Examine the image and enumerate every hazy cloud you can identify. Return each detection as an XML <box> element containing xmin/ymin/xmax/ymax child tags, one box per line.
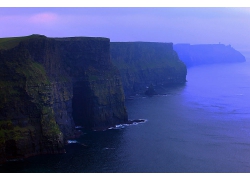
<box><xmin>1</xmin><ymin>7</ymin><xmax>250</xmax><ymax>57</ymax></box>
<box><xmin>29</xmin><ymin>12</ymin><xmax>58</xmax><ymax>24</ymax></box>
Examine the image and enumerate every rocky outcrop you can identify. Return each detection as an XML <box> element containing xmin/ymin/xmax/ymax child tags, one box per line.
<box><xmin>145</xmin><ymin>84</ymin><xmax>157</xmax><ymax>96</ymax></box>
<box><xmin>110</xmin><ymin>42</ymin><xmax>187</xmax><ymax>97</ymax></box>
<box><xmin>173</xmin><ymin>44</ymin><xmax>246</xmax><ymax>67</ymax></box>
<box><xmin>0</xmin><ymin>35</ymin><xmax>128</xmax><ymax>163</ymax></box>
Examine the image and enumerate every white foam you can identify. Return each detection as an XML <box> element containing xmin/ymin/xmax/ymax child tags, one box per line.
<box><xmin>108</xmin><ymin>124</ymin><xmax>126</xmax><ymax>130</ymax></box>
<box><xmin>104</xmin><ymin>147</ymin><xmax>115</xmax><ymax>150</ymax></box>
<box><xmin>67</xmin><ymin>140</ymin><xmax>78</xmax><ymax>144</ymax></box>
<box><xmin>75</xmin><ymin>126</ymin><xmax>83</xmax><ymax>129</ymax></box>
<box><xmin>108</xmin><ymin>119</ymin><xmax>147</xmax><ymax>130</ymax></box>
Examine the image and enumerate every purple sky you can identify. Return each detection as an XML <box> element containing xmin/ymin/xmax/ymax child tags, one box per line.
<box><xmin>1</xmin><ymin>7</ymin><xmax>250</xmax><ymax>58</ymax></box>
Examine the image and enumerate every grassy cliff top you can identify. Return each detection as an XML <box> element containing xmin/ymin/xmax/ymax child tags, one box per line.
<box><xmin>0</xmin><ymin>34</ymin><xmax>110</xmax><ymax>50</ymax></box>
<box><xmin>0</xmin><ymin>34</ymin><xmax>46</xmax><ymax>50</ymax></box>
<box><xmin>54</xmin><ymin>36</ymin><xmax>109</xmax><ymax>41</ymax></box>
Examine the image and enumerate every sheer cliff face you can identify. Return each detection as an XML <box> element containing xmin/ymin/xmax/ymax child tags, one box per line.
<box><xmin>56</xmin><ymin>38</ymin><xmax>128</xmax><ymax>129</ymax></box>
<box><xmin>110</xmin><ymin>42</ymin><xmax>187</xmax><ymax>97</ymax></box>
<box><xmin>0</xmin><ymin>35</ymin><xmax>127</xmax><ymax>163</ymax></box>
<box><xmin>173</xmin><ymin>44</ymin><xmax>246</xmax><ymax>67</ymax></box>
<box><xmin>0</xmin><ymin>42</ymin><xmax>66</xmax><ymax>163</ymax></box>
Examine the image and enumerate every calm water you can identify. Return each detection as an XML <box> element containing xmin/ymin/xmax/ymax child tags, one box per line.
<box><xmin>1</xmin><ymin>61</ymin><xmax>250</xmax><ymax>173</ymax></box>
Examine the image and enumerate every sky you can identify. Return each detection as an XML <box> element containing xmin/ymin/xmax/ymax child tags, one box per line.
<box><xmin>1</xmin><ymin>1</ymin><xmax>250</xmax><ymax>58</ymax></box>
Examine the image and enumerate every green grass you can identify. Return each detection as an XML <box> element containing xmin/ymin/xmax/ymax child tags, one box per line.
<box><xmin>41</xmin><ymin>108</ymin><xmax>62</xmax><ymax>139</ymax></box>
<box><xmin>0</xmin><ymin>120</ymin><xmax>35</xmax><ymax>144</ymax></box>
<box><xmin>16</xmin><ymin>61</ymin><xmax>50</xmax><ymax>85</ymax></box>
<box><xmin>0</xmin><ymin>34</ymin><xmax>46</xmax><ymax>50</ymax></box>
<box><xmin>0</xmin><ymin>34</ymin><xmax>64</xmax><ymax>146</ymax></box>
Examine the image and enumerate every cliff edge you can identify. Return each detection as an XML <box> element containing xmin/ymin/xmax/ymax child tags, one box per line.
<box><xmin>110</xmin><ymin>42</ymin><xmax>187</xmax><ymax>97</ymax></box>
<box><xmin>0</xmin><ymin>35</ymin><xmax>128</xmax><ymax>163</ymax></box>
<box><xmin>173</xmin><ymin>43</ymin><xmax>246</xmax><ymax>67</ymax></box>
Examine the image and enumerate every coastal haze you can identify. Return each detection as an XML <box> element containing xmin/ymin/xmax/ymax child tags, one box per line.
<box><xmin>0</xmin><ymin>7</ymin><xmax>250</xmax><ymax>58</ymax></box>
<box><xmin>1</xmin><ymin>6</ymin><xmax>250</xmax><ymax>173</ymax></box>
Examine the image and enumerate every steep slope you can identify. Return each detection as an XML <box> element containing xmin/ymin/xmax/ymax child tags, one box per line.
<box><xmin>110</xmin><ymin>42</ymin><xmax>187</xmax><ymax>97</ymax></box>
<box><xmin>173</xmin><ymin>44</ymin><xmax>246</xmax><ymax>67</ymax></box>
<box><xmin>0</xmin><ymin>35</ymin><xmax>128</xmax><ymax>163</ymax></box>
<box><xmin>55</xmin><ymin>37</ymin><xmax>128</xmax><ymax>129</ymax></box>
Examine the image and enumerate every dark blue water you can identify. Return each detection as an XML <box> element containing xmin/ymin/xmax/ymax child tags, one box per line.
<box><xmin>1</xmin><ymin>61</ymin><xmax>250</xmax><ymax>173</ymax></box>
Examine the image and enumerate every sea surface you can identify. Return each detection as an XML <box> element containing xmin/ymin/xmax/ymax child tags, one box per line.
<box><xmin>1</xmin><ymin>61</ymin><xmax>250</xmax><ymax>173</ymax></box>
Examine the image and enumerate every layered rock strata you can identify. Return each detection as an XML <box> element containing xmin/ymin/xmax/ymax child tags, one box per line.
<box><xmin>110</xmin><ymin>42</ymin><xmax>187</xmax><ymax>97</ymax></box>
<box><xmin>0</xmin><ymin>35</ymin><xmax>128</xmax><ymax>163</ymax></box>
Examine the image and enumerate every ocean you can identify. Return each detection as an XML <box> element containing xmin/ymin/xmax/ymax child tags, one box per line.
<box><xmin>1</xmin><ymin>61</ymin><xmax>250</xmax><ymax>173</ymax></box>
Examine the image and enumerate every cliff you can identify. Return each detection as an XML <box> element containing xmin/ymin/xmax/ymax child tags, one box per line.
<box><xmin>0</xmin><ymin>35</ymin><xmax>128</xmax><ymax>163</ymax></box>
<box><xmin>110</xmin><ymin>42</ymin><xmax>187</xmax><ymax>97</ymax></box>
<box><xmin>173</xmin><ymin>44</ymin><xmax>246</xmax><ymax>67</ymax></box>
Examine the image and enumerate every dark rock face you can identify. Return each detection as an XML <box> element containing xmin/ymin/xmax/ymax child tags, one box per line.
<box><xmin>0</xmin><ymin>35</ymin><xmax>128</xmax><ymax>163</ymax></box>
<box><xmin>55</xmin><ymin>38</ymin><xmax>128</xmax><ymax>129</ymax></box>
<box><xmin>0</xmin><ymin>41</ymin><xmax>66</xmax><ymax>163</ymax></box>
<box><xmin>145</xmin><ymin>84</ymin><xmax>157</xmax><ymax>96</ymax></box>
<box><xmin>110</xmin><ymin>42</ymin><xmax>187</xmax><ymax>97</ymax></box>
<box><xmin>173</xmin><ymin>44</ymin><xmax>246</xmax><ymax>67</ymax></box>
